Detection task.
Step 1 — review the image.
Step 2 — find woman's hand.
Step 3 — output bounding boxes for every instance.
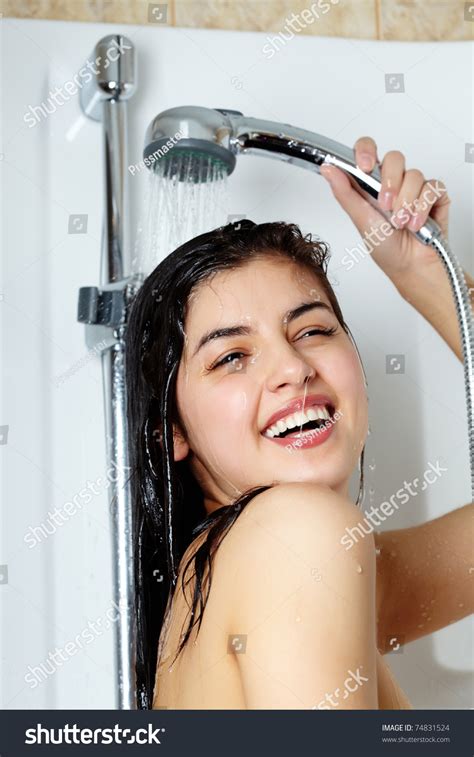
[319,137,452,287]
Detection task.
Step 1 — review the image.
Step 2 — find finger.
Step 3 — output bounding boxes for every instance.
[319,164,379,238]
[378,150,405,211]
[391,169,425,228]
[354,136,379,172]
[407,179,451,235]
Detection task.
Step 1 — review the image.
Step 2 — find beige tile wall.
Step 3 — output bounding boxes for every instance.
[2,0,473,41]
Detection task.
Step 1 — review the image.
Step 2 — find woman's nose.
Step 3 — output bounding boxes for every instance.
[264,341,316,391]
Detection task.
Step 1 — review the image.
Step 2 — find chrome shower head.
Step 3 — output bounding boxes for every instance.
[143,106,239,182]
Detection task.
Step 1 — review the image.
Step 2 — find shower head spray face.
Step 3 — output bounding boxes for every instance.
[149,148,230,183]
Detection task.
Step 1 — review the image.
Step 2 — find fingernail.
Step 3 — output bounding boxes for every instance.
[358,153,373,171]
[320,165,334,183]
[379,190,394,211]
[407,213,421,231]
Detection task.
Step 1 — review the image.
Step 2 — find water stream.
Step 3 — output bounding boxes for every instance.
[131,153,230,276]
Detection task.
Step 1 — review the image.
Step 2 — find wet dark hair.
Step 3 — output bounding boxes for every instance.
[125,220,366,709]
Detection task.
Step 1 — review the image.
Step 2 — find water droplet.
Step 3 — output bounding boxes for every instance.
[295,615,301,622]
[427,616,432,621]
[421,612,427,617]
[356,564,363,574]
[417,624,424,629]
[369,458,376,471]
[375,547,381,556]
[390,550,397,557]
[459,603,464,608]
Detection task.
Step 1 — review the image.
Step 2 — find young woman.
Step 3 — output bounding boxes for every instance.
[125,137,473,710]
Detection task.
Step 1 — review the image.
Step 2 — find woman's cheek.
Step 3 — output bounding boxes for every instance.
[191,383,252,451]
[324,347,361,395]
[326,348,367,426]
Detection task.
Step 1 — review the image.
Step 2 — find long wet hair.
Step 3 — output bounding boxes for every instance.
[124,220,366,709]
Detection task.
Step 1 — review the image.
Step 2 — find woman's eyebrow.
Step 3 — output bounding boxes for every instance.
[192,325,251,358]
[192,300,333,358]
[286,300,333,323]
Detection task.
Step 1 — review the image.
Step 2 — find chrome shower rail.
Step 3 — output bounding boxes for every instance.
[76,35,138,710]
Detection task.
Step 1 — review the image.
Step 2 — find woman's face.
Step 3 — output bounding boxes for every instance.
[173,256,368,511]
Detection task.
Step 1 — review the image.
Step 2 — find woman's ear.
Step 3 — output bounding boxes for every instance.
[153,424,189,461]
[172,424,189,461]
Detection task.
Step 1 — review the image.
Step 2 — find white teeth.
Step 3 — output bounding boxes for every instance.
[264,404,332,438]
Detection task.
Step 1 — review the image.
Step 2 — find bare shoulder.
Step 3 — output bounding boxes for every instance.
[211,482,377,626]
[210,482,378,708]
[217,481,372,566]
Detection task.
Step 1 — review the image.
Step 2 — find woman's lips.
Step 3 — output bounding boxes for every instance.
[261,393,335,433]
[262,419,335,449]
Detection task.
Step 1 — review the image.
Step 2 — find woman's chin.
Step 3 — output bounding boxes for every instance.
[270,456,351,492]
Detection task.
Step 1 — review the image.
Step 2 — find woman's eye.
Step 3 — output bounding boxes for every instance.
[209,328,337,370]
[212,351,246,370]
[298,326,338,340]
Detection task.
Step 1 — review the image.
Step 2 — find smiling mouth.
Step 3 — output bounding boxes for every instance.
[262,404,336,439]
